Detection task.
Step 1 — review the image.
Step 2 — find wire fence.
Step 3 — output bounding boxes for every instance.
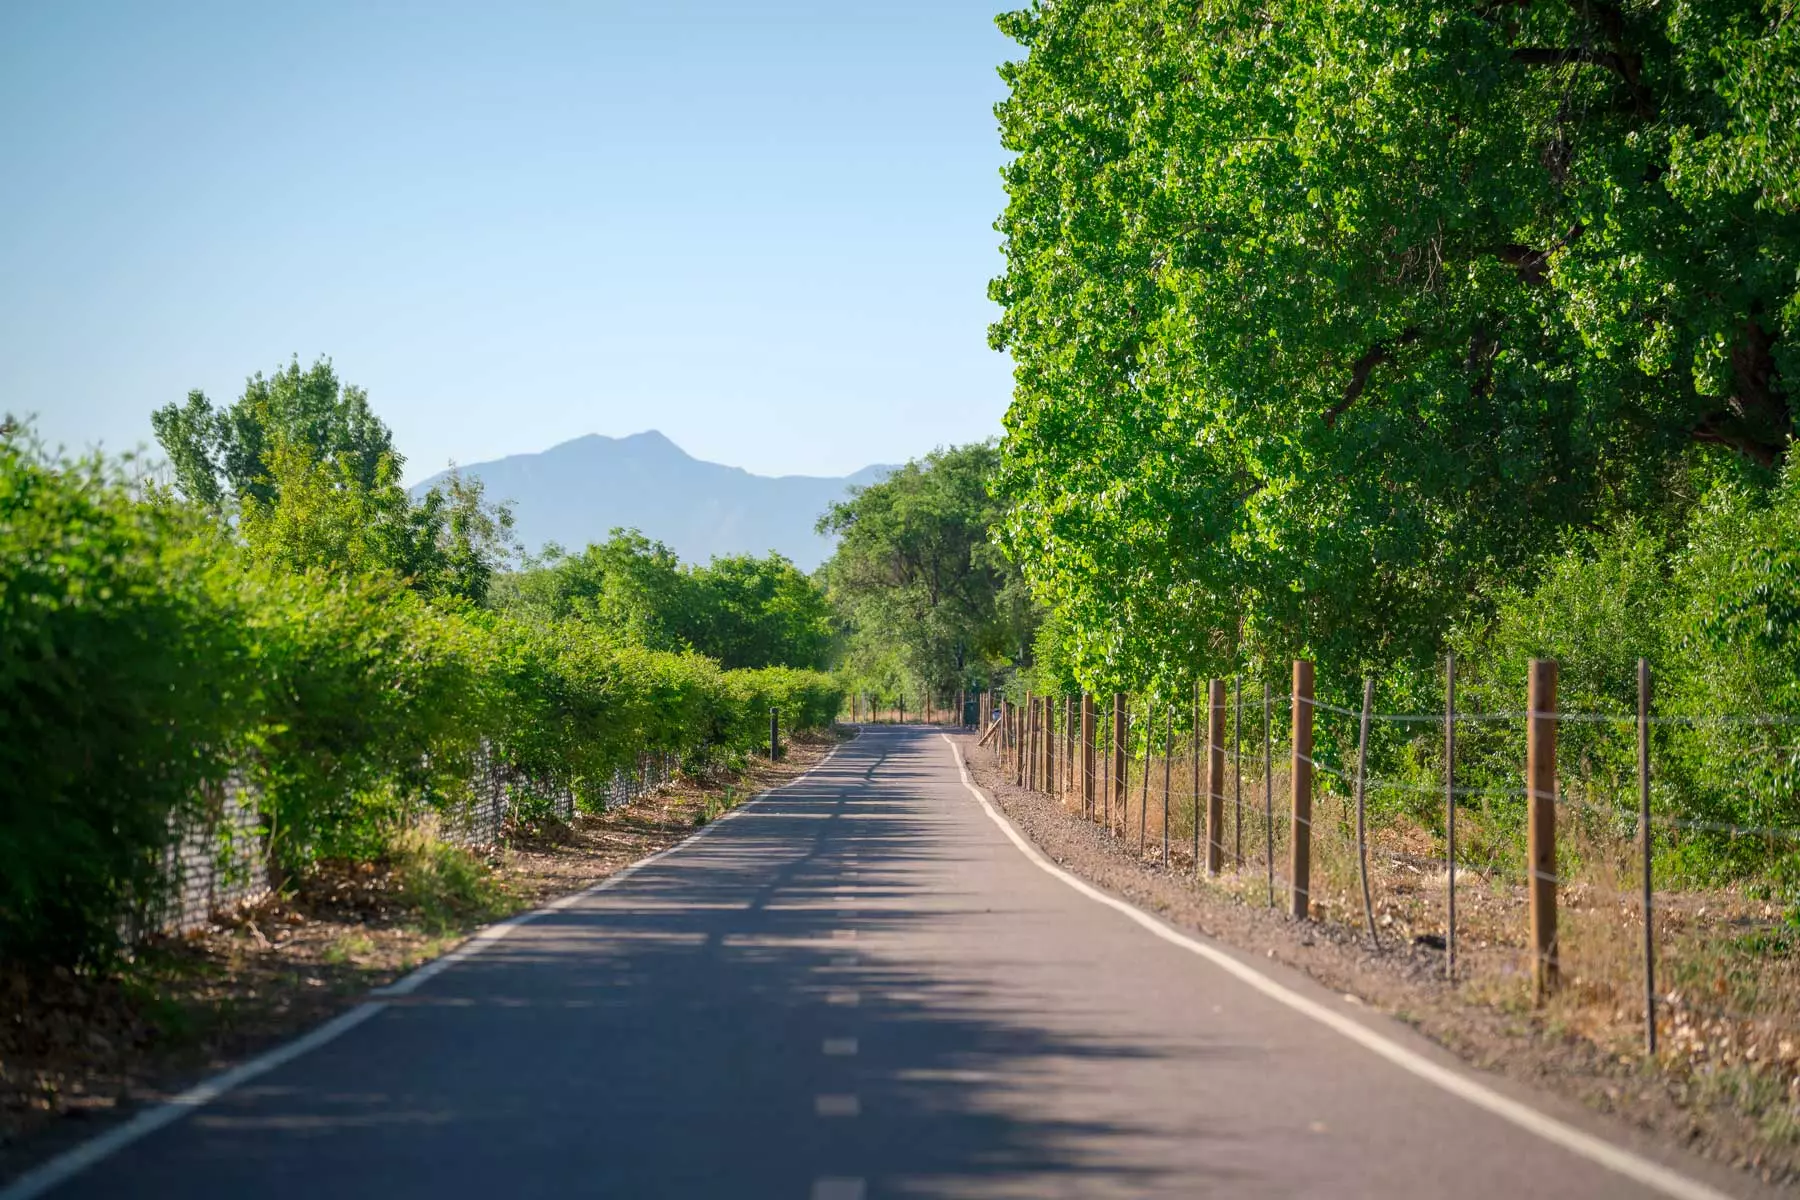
[981,664,1800,1080]
[148,742,689,938]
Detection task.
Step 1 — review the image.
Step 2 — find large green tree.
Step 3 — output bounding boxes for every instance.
[990,0,1799,692]
[152,357,513,603]
[818,442,1036,703]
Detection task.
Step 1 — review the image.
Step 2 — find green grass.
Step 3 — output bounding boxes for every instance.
[387,828,517,934]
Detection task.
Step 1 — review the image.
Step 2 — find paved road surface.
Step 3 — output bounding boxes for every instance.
[31,727,1757,1198]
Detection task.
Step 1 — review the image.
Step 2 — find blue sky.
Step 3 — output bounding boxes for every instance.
[1,1,1018,482]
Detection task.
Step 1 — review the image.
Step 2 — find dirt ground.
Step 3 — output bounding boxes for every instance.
[960,732,1800,1191]
[0,729,849,1184]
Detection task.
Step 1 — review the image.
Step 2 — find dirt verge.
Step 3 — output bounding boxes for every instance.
[958,733,1798,1192]
[0,729,850,1184]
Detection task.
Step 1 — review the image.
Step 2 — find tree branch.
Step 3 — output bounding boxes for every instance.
[1325,329,1421,427]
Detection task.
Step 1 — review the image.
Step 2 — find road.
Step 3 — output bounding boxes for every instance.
[25,726,1758,1198]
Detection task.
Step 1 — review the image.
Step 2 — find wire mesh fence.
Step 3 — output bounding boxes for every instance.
[149,741,688,937]
[983,663,1800,1085]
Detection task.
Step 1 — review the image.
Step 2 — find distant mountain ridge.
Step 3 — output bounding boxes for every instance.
[410,431,893,572]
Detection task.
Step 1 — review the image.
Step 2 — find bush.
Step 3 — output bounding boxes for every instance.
[0,443,252,963]
[0,437,846,965]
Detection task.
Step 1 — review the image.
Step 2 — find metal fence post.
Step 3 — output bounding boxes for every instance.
[1446,652,1457,980]
[1291,660,1314,919]
[1528,658,1560,1000]
[1207,679,1226,876]
[1138,699,1153,856]
[1193,680,1203,876]
[1081,693,1096,818]
[1234,675,1244,868]
[1264,679,1274,907]
[1111,693,1128,837]
[1354,678,1378,948]
[1161,706,1173,868]
[1639,658,1656,1054]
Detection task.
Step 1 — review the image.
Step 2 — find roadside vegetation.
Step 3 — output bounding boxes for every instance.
[1,356,840,972]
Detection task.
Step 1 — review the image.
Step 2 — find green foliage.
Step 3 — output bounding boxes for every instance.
[1443,470,1800,878]
[990,0,1798,698]
[494,531,832,670]
[2,413,841,966]
[0,436,254,963]
[818,442,1038,707]
[984,0,1800,878]
[152,357,398,508]
[156,358,516,606]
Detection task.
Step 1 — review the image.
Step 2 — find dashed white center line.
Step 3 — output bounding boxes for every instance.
[815,1093,860,1117]
[811,1177,865,1200]
[826,989,859,1006]
[830,928,856,941]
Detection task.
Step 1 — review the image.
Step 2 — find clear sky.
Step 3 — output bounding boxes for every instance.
[1,1,1018,483]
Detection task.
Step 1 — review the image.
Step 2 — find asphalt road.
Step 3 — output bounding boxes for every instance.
[29,727,1761,1198]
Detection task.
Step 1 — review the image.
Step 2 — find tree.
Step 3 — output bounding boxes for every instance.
[153,358,512,603]
[152,357,399,508]
[989,0,1799,693]
[818,442,1036,704]
[492,533,831,668]
[689,553,834,670]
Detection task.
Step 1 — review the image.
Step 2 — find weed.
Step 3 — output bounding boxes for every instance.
[386,826,517,934]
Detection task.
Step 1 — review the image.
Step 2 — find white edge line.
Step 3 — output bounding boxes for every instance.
[0,738,852,1200]
[940,734,1738,1200]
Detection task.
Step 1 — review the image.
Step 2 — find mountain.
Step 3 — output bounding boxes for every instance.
[410,431,893,572]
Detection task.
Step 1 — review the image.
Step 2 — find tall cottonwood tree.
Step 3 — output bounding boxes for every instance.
[990,0,1799,690]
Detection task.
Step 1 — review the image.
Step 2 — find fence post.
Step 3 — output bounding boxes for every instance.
[1028,692,1039,790]
[770,707,780,761]
[1138,699,1153,855]
[1639,657,1656,1054]
[1354,678,1378,948]
[1528,658,1560,1000]
[1193,680,1203,875]
[1066,695,1077,801]
[1264,679,1274,907]
[1161,706,1173,867]
[1043,696,1055,795]
[1112,693,1128,836]
[1207,679,1226,875]
[1234,675,1244,868]
[1081,694,1096,817]
[1446,652,1457,980]
[1291,660,1314,919]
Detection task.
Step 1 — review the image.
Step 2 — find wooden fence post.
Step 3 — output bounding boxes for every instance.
[1528,658,1560,999]
[1043,696,1055,795]
[770,707,780,761]
[1291,660,1314,919]
[1207,679,1226,876]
